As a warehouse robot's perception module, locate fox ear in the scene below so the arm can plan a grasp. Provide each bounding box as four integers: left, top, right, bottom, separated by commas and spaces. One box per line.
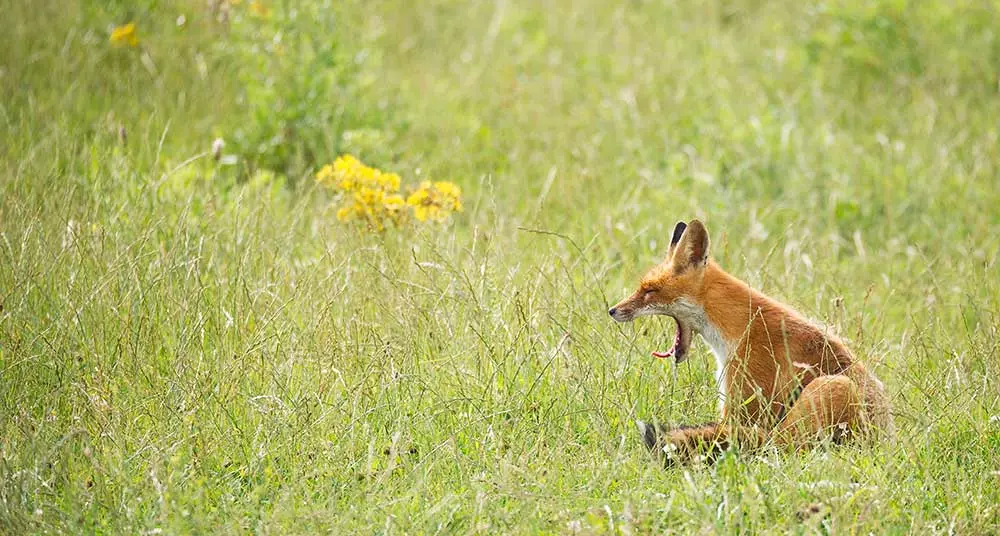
665, 221, 687, 259
672, 219, 710, 270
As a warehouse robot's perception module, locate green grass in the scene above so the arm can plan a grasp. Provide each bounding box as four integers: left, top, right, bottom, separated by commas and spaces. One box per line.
3, 0, 999, 533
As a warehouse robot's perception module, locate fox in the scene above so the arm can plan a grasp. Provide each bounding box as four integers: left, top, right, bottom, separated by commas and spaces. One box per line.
609, 219, 893, 462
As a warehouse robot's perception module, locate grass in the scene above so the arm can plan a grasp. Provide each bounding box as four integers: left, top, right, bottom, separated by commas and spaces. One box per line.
2, 0, 999, 533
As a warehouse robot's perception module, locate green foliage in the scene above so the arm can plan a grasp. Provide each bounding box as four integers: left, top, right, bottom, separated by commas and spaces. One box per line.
804, 0, 1000, 87
805, 0, 920, 76
2, 0, 1000, 533
221, 1, 397, 177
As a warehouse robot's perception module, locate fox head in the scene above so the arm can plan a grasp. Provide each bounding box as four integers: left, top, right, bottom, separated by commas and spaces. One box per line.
608, 219, 711, 362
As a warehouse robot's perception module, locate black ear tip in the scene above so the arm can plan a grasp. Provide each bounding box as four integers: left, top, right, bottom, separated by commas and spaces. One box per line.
671, 221, 688, 245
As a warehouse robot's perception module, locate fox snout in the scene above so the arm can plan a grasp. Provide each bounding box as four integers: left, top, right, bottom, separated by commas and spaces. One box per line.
608, 303, 635, 322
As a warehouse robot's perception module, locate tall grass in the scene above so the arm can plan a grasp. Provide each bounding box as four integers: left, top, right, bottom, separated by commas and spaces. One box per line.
2, 0, 998, 533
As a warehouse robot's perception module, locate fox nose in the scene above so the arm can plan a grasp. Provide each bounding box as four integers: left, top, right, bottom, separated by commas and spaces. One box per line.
608, 307, 617, 317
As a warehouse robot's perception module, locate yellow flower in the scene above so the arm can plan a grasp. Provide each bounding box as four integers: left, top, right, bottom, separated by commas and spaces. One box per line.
434, 181, 463, 212
110, 23, 139, 48
357, 186, 385, 205
383, 194, 407, 223
434, 181, 461, 199
318, 154, 462, 230
335, 206, 354, 222
333, 154, 361, 175
405, 185, 429, 207
384, 194, 405, 209
413, 204, 440, 222
315, 164, 335, 186
357, 166, 378, 186
405, 181, 462, 222
248, 1, 271, 18
379, 172, 402, 192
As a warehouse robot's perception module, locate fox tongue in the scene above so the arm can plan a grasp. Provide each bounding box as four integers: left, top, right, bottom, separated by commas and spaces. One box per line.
652, 318, 691, 363
652, 332, 681, 360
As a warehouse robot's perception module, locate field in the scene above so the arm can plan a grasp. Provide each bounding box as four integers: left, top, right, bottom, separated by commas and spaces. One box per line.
2, 0, 999, 533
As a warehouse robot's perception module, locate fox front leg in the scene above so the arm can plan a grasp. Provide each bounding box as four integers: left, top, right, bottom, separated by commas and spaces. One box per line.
636, 420, 767, 465
636, 421, 730, 465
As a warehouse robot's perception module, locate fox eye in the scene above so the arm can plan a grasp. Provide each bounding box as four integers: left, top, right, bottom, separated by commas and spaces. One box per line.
642, 288, 655, 298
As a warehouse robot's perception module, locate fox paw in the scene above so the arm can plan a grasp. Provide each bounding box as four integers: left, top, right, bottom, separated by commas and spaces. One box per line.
636, 420, 728, 465
636, 420, 658, 452
636, 420, 685, 464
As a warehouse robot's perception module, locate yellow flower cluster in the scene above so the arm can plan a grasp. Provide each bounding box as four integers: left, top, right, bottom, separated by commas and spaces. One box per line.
110, 23, 139, 48
316, 155, 462, 231
406, 181, 464, 222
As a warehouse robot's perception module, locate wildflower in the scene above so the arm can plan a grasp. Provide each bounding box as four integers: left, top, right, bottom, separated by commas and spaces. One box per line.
379, 172, 402, 192
357, 185, 385, 206
383, 194, 407, 224
335, 206, 355, 222
316, 154, 462, 231
406, 181, 463, 222
110, 23, 139, 48
334, 154, 361, 172
315, 165, 334, 186
212, 138, 225, 161
248, 1, 271, 18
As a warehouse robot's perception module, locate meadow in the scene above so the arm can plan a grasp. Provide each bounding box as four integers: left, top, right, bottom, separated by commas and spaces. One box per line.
2, 0, 999, 533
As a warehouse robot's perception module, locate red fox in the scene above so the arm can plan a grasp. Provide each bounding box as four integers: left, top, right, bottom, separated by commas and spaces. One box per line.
609, 220, 893, 462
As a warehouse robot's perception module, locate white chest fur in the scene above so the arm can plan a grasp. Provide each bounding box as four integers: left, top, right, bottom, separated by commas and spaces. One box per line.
701, 321, 731, 414
671, 298, 732, 414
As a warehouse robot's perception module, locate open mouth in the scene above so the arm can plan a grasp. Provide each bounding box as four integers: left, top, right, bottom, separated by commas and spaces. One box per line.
651, 316, 692, 363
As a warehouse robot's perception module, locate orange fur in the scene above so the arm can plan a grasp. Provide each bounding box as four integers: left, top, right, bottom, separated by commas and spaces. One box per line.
613, 220, 893, 460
